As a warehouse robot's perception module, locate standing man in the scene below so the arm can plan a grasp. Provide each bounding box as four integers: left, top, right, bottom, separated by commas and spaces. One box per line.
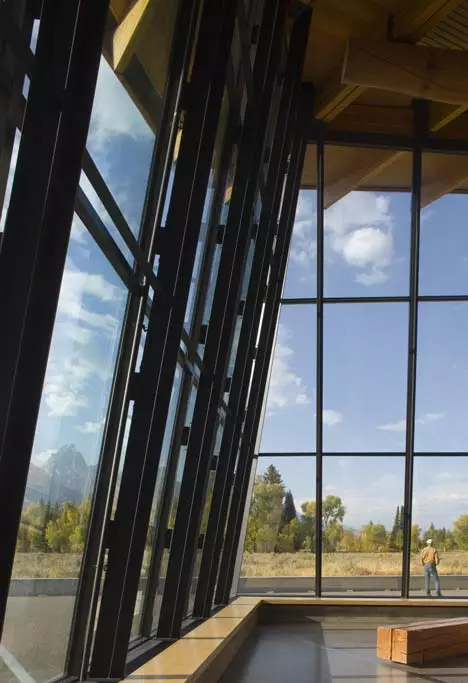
421, 539, 442, 597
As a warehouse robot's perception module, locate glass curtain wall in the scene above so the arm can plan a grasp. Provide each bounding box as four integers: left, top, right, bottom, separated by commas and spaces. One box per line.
239, 138, 468, 598
0, 1, 310, 682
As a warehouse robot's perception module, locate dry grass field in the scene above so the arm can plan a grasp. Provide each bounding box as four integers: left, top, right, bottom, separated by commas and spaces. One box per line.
241, 552, 468, 577
11, 551, 468, 579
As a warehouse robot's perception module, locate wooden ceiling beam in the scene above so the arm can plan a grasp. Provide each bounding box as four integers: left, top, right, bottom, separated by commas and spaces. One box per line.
323, 105, 466, 208
421, 155, 468, 207
342, 39, 468, 106
314, 0, 465, 121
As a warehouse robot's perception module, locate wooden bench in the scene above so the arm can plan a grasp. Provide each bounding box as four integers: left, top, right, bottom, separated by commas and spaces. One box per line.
377, 617, 468, 665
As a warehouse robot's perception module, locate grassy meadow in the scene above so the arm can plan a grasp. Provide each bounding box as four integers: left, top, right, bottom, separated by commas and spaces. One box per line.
11, 551, 468, 579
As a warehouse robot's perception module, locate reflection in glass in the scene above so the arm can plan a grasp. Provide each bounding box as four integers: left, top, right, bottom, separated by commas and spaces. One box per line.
323, 304, 408, 452
3, 219, 127, 682
415, 303, 468, 452
411, 457, 468, 595
322, 457, 404, 596
239, 456, 316, 593
260, 305, 316, 452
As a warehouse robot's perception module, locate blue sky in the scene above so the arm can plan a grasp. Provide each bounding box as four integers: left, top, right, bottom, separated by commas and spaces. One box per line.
260, 187, 468, 529
3, 54, 468, 533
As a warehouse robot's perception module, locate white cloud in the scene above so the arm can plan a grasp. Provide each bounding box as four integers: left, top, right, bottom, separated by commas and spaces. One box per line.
378, 412, 446, 432
323, 409, 343, 427
377, 419, 407, 433
416, 412, 446, 425
32, 449, 55, 466
267, 324, 311, 408
58, 267, 123, 337
288, 193, 317, 266
88, 59, 152, 155
75, 419, 104, 435
288, 191, 396, 286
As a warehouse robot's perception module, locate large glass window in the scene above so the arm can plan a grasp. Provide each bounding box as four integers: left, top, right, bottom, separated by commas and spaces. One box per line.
239, 456, 316, 594
321, 457, 405, 596
415, 303, 468, 452
323, 304, 408, 453
260, 305, 316, 453
2, 220, 127, 683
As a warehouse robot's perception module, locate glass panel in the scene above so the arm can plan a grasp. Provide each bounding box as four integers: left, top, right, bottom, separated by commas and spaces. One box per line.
411, 457, 468, 597
283, 189, 317, 299
324, 148, 411, 297
323, 303, 408, 452
132, 364, 184, 639
420, 155, 468, 295
2, 220, 127, 683
85, 0, 180, 238
239, 456, 316, 594
259, 305, 316, 453
322, 457, 404, 596
415, 302, 468, 452
260, 305, 316, 453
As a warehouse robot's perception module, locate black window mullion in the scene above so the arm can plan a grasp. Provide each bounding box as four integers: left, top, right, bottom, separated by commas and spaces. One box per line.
216, 75, 311, 605
89, 0, 237, 676
157, 0, 285, 638
192, 16, 304, 618
0, 0, 109, 636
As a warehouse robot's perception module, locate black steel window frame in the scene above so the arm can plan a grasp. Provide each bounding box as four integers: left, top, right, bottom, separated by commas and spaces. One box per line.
157, 0, 287, 638
89, 0, 239, 676
0, 0, 110, 638
192, 7, 304, 619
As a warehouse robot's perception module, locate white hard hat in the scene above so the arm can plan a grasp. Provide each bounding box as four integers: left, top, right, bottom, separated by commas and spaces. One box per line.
427, 539, 432, 544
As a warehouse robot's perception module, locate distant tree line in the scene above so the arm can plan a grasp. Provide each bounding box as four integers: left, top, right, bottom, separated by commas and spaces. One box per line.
245, 465, 468, 554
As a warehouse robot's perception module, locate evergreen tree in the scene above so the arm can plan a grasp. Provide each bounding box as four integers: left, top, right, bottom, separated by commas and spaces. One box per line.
281, 490, 297, 526
389, 505, 400, 550
263, 464, 283, 486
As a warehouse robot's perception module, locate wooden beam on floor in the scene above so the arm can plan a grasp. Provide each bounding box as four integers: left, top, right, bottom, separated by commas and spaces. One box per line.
342, 39, 468, 106
315, 0, 464, 121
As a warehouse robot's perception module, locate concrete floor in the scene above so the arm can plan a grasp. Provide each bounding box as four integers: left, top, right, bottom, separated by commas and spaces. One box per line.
219, 617, 468, 683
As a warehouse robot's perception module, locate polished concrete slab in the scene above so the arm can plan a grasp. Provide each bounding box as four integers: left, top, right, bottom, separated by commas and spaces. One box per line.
218, 617, 468, 683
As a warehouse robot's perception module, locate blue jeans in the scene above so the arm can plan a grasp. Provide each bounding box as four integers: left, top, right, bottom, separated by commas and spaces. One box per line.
424, 563, 440, 594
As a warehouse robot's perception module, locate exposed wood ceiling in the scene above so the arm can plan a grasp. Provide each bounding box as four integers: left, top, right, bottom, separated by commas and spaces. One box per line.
301, 0, 468, 203
106, 0, 468, 205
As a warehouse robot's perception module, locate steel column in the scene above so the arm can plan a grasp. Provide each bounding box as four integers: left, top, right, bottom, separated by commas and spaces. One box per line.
216, 76, 312, 604
402, 99, 427, 598
192, 18, 305, 617
157, 0, 285, 637
315, 136, 324, 596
